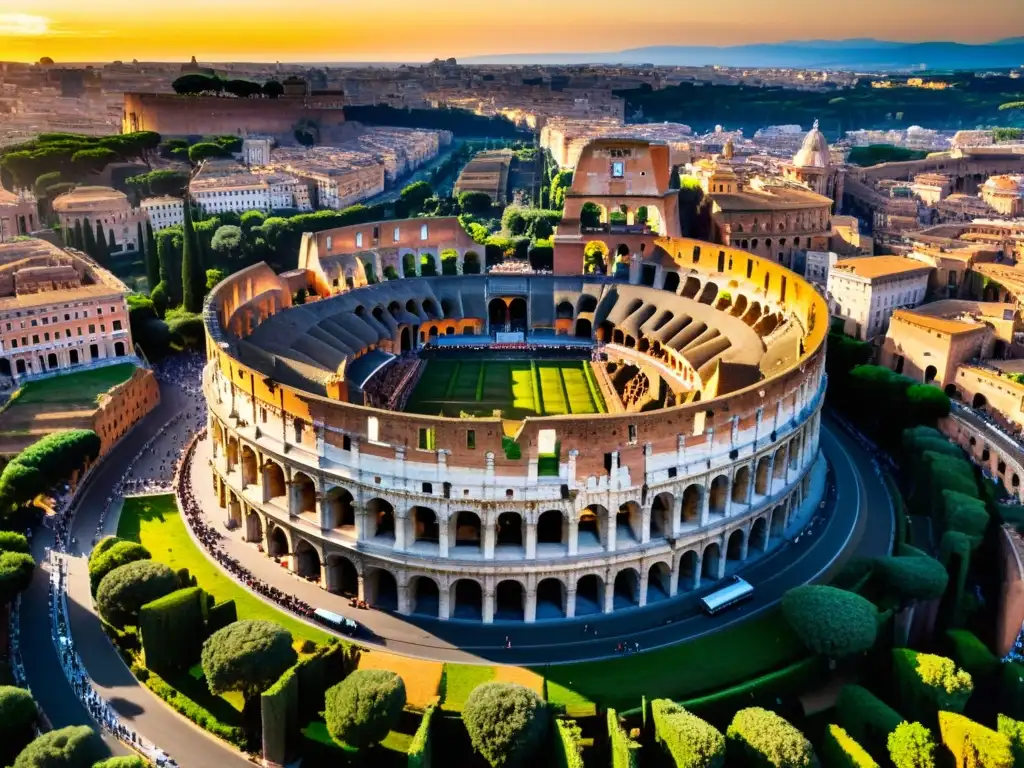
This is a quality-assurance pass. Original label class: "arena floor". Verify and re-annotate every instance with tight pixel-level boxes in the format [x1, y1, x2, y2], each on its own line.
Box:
[404, 359, 607, 418]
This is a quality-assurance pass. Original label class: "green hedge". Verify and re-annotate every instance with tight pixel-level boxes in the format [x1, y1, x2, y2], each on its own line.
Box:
[293, 642, 350, 723]
[887, 722, 938, 768]
[944, 630, 999, 681]
[206, 599, 237, 635]
[652, 699, 725, 768]
[941, 490, 989, 541]
[680, 657, 821, 719]
[553, 718, 585, 768]
[608, 708, 641, 768]
[261, 666, 298, 765]
[781, 585, 878, 657]
[144, 670, 245, 747]
[939, 532, 973, 628]
[892, 650, 973, 724]
[997, 715, 1024, 767]
[835, 685, 904, 763]
[1000, 662, 1024, 719]
[937, 712, 1013, 768]
[823, 724, 878, 768]
[872, 555, 949, 603]
[0, 531, 29, 553]
[726, 707, 818, 768]
[407, 704, 436, 768]
[139, 587, 205, 673]
[88, 540, 151, 595]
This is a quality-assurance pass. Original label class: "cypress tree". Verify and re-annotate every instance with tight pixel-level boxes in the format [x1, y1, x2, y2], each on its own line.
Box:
[181, 201, 203, 313]
[143, 221, 159, 292]
[82, 217, 97, 259]
[73, 219, 84, 250]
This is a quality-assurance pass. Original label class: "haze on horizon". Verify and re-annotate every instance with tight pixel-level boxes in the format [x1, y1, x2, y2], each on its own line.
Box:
[1, 0, 1022, 63]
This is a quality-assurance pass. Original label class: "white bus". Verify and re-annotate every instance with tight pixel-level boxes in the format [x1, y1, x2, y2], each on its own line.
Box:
[700, 576, 754, 615]
[313, 607, 359, 636]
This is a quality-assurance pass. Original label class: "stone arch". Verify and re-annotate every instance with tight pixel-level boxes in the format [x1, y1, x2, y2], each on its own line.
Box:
[368, 498, 395, 540]
[410, 505, 439, 544]
[678, 550, 700, 591]
[650, 492, 673, 538]
[702, 542, 722, 581]
[556, 301, 574, 320]
[452, 511, 482, 550]
[727, 528, 746, 562]
[788, 435, 802, 470]
[409, 575, 440, 617]
[772, 446, 788, 479]
[575, 574, 604, 616]
[367, 567, 398, 610]
[616, 501, 641, 545]
[294, 538, 321, 580]
[681, 276, 701, 299]
[326, 554, 359, 596]
[291, 471, 316, 516]
[451, 578, 483, 621]
[663, 271, 680, 293]
[732, 465, 751, 504]
[268, 524, 290, 558]
[697, 281, 719, 305]
[226, 436, 240, 470]
[973, 392, 987, 410]
[536, 577, 566, 619]
[263, 460, 286, 501]
[613, 568, 640, 608]
[755, 455, 772, 495]
[240, 445, 258, 486]
[770, 505, 786, 538]
[751, 516, 769, 552]
[496, 511, 523, 548]
[495, 579, 525, 621]
[924, 365, 937, 383]
[325, 486, 355, 529]
[576, 294, 598, 313]
[537, 509, 567, 548]
[681, 484, 702, 524]
[245, 509, 263, 543]
[647, 561, 672, 603]
[574, 317, 593, 338]
[709, 475, 729, 514]
[579, 505, 606, 550]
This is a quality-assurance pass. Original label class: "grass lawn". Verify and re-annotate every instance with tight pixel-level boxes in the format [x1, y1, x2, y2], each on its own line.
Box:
[440, 664, 495, 712]
[11, 362, 136, 406]
[302, 715, 417, 762]
[405, 359, 605, 418]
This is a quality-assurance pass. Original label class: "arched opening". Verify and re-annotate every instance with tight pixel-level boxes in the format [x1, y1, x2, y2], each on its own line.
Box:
[463, 251, 480, 274]
[495, 580, 524, 621]
[451, 579, 483, 621]
[575, 574, 603, 616]
[537, 510, 566, 550]
[577, 294, 598, 313]
[15, 359, 25, 375]
[402, 252, 417, 277]
[325, 487, 355, 530]
[368, 498, 395, 540]
[709, 476, 729, 515]
[508, 297, 527, 332]
[999, 460, 1007, 475]
[556, 301, 574, 319]
[578, 506, 605, 550]
[245, 510, 263, 544]
[488, 298, 509, 331]
[574, 317, 593, 338]
[702, 542, 721, 581]
[400, 326, 412, 353]
[240, 445, 257, 487]
[771, 506, 786, 539]
[678, 550, 699, 591]
[496, 512, 523, 548]
[773, 447, 788, 479]
[732, 466, 751, 505]
[613, 568, 639, 609]
[944, 384, 958, 399]
[697, 282, 719, 305]
[663, 272, 680, 293]
[410, 576, 439, 617]
[616, 502, 641, 545]
[647, 562, 671, 603]
[368, 568, 398, 611]
[727, 529, 746, 562]
[453, 511, 482, 550]
[751, 517, 769, 552]
[755, 456, 771, 495]
[295, 539, 321, 580]
[268, 526, 288, 558]
[536, 578, 566, 619]
[681, 484, 701, 525]
[788, 438, 801, 471]
[411, 506, 438, 543]
[327, 555, 358, 596]
[263, 461, 286, 500]
[650, 493, 672, 538]
[973, 393, 987, 409]
[114, 341, 126, 357]
[924, 365, 937, 383]
[291, 471, 316, 516]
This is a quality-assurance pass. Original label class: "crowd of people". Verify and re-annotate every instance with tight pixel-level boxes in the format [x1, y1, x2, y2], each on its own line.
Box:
[486, 260, 551, 275]
[362, 355, 423, 410]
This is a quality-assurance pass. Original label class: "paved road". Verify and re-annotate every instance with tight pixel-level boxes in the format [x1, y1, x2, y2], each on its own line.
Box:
[187, 410, 893, 665]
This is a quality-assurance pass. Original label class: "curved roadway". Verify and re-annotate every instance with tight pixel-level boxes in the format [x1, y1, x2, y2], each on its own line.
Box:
[18, 376, 890, 766]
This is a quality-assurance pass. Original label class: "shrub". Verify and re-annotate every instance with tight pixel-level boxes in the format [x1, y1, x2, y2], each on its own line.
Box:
[139, 586, 206, 673]
[89, 535, 120, 562]
[892, 650, 973, 722]
[873, 555, 949, 603]
[12, 725, 103, 768]
[608, 708, 641, 768]
[0, 531, 29, 553]
[888, 722, 938, 768]
[781, 585, 878, 657]
[554, 718, 585, 768]
[463, 682, 549, 768]
[823, 724, 878, 768]
[1000, 662, 1024, 718]
[726, 707, 818, 768]
[941, 491, 989, 540]
[937, 712, 1013, 768]
[201, 620, 297, 703]
[836, 685, 904, 758]
[144, 670, 246, 747]
[651, 699, 725, 768]
[96, 560, 178, 628]
[207, 599, 238, 634]
[92, 758, 148, 768]
[996, 715, 1024, 767]
[0, 551, 34, 605]
[0, 685, 38, 765]
[88, 540, 151, 595]
[945, 631, 999, 680]
[323, 669, 406, 749]
[407, 704, 436, 768]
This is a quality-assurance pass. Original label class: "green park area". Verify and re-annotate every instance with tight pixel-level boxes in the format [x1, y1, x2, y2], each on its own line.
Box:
[404, 359, 606, 418]
[8, 362, 136, 407]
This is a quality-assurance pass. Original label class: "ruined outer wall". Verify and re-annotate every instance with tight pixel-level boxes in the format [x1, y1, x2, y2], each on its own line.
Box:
[91, 366, 161, 456]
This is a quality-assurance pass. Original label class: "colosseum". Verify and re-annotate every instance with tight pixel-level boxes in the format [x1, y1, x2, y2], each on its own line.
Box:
[201, 139, 828, 624]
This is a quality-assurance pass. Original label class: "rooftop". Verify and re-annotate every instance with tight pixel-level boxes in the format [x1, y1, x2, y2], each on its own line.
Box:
[832, 255, 932, 280]
[51, 186, 127, 208]
[711, 184, 833, 212]
[0, 282, 121, 311]
[889, 308, 985, 336]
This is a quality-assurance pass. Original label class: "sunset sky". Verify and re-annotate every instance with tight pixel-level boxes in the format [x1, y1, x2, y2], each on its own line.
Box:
[1, 0, 1022, 63]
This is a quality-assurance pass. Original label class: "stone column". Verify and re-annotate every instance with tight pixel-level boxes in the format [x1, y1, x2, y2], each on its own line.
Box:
[699, 484, 710, 526]
[525, 588, 537, 623]
[671, 495, 683, 537]
[638, 569, 649, 607]
[483, 589, 495, 624]
[740, 534, 749, 561]
[357, 575, 366, 602]
[439, 588, 450, 620]
[354, 505, 365, 541]
[397, 584, 410, 614]
[603, 579, 615, 614]
[723, 475, 734, 518]
[566, 588, 577, 619]
[668, 568, 679, 598]
[320, 564, 329, 590]
[484, 519, 495, 560]
[606, 508, 617, 553]
[640, 506, 651, 544]
[395, 515, 406, 551]
[568, 449, 579, 487]
[525, 521, 537, 559]
[319, 495, 330, 531]
[438, 520, 449, 558]
[568, 516, 579, 556]
[716, 551, 727, 580]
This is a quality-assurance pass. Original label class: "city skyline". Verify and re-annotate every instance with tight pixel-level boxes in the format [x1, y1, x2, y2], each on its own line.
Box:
[1, 0, 1023, 63]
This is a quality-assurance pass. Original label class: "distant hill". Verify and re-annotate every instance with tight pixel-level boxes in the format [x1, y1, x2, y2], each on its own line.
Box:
[461, 38, 1024, 71]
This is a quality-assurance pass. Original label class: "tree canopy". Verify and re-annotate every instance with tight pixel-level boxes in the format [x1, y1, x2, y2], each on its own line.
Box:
[201, 620, 297, 702]
[0, 552, 34, 605]
[12, 726, 103, 768]
[872, 555, 949, 603]
[781, 585, 879, 657]
[0, 685, 38, 766]
[95, 560, 178, 628]
[88, 539, 151, 595]
[324, 669, 406, 749]
[462, 682, 549, 768]
[726, 708, 818, 768]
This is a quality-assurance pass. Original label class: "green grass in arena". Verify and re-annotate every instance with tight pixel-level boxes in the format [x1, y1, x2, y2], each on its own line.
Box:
[405, 359, 605, 418]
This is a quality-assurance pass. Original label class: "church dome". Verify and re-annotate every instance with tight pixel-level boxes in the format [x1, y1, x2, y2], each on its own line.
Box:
[793, 121, 830, 168]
